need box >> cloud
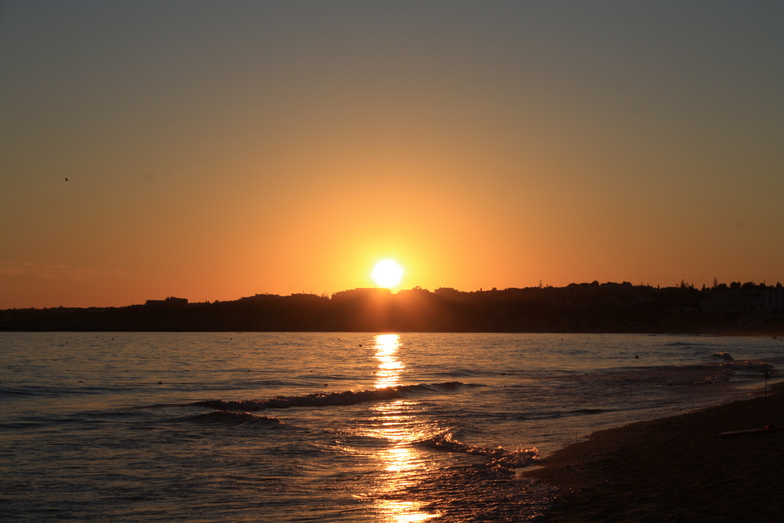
[0,262,126,281]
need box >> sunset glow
[0,3,782,308]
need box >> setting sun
[371,259,404,289]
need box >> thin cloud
[0,262,126,281]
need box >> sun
[371,259,404,289]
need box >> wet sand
[526,384,784,521]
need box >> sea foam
[421,432,541,468]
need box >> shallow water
[2,332,782,521]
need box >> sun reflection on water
[374,333,405,389]
[369,334,440,522]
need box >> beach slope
[526,384,784,521]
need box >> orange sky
[1,2,783,308]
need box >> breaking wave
[420,432,541,469]
[192,382,468,412]
[689,360,778,384]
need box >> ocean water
[1,332,782,522]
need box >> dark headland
[2,281,783,334]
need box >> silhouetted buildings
[144,297,188,308]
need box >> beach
[526,383,784,521]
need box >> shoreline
[525,383,784,521]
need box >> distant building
[145,297,188,307]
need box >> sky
[1,1,783,308]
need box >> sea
[2,332,782,522]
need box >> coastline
[525,383,784,521]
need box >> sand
[525,384,784,521]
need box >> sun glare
[371,259,404,289]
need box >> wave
[431,368,498,378]
[720,360,774,372]
[0,386,39,397]
[419,432,540,468]
[192,381,468,412]
[554,359,777,387]
[0,407,143,430]
[0,385,108,398]
[513,407,617,420]
[662,341,703,347]
[180,411,283,427]
[657,360,775,386]
[653,360,776,386]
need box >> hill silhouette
[2,281,783,334]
